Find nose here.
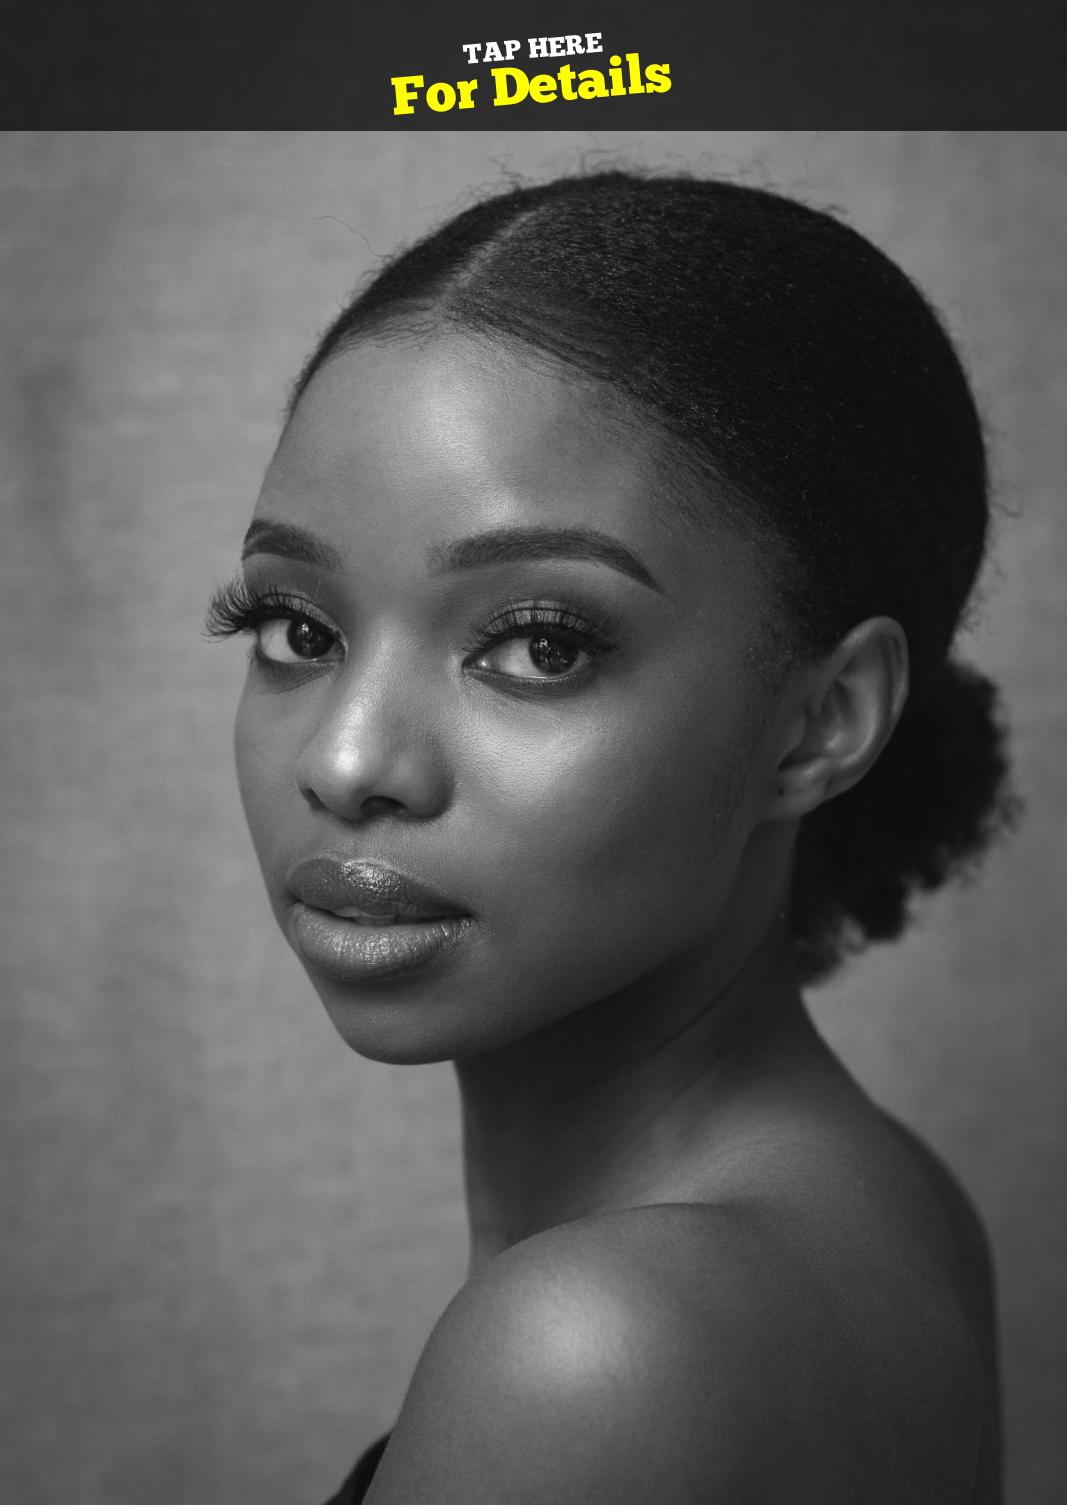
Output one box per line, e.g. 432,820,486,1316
294,651,451,822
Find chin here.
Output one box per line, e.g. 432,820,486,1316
305,971,502,1066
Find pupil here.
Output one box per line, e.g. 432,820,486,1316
529,633,576,675
288,618,331,658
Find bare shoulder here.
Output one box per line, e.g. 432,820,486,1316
872,1109,1003,1502
877,1107,999,1304
363,1201,963,1505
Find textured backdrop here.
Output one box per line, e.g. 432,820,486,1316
2,131,1064,1505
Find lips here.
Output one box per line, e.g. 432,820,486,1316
285,856,473,982
286,856,469,924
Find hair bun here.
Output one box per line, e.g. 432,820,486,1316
792,657,1021,984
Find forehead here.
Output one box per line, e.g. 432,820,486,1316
257,331,768,623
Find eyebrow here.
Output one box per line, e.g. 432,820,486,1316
241,520,343,570
431,525,662,592
241,519,662,593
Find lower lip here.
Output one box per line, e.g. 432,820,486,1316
288,902,473,982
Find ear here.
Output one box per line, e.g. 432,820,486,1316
762,617,910,821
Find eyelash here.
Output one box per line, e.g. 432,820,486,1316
202,578,621,683
463,601,619,669
203,578,339,655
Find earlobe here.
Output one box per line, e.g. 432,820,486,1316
764,618,909,821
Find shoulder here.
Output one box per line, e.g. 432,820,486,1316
878,1108,997,1281
364,1205,840,1505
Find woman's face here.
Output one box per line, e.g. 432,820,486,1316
232,331,791,1063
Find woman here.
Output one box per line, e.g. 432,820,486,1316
204,170,1014,1503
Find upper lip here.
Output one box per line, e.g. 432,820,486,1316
287,856,469,921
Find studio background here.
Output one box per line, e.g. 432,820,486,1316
1,131,1064,1505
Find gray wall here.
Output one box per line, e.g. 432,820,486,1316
2,132,1064,1505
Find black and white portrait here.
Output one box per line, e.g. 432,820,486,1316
1,131,1064,1505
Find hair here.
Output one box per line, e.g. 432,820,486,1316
286,169,1018,984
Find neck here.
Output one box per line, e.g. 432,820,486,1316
454,914,832,1278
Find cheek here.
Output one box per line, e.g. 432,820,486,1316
464,693,755,952
233,686,295,872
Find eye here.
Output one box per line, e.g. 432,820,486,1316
472,630,588,679
256,613,341,665
465,602,618,686
201,578,342,666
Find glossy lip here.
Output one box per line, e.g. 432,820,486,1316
285,856,473,982
287,856,470,922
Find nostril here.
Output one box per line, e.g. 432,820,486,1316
360,795,407,817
